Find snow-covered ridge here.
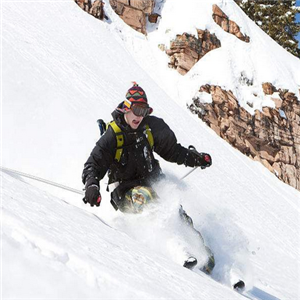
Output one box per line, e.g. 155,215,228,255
157,0,299,105
84,0,300,108
103,0,300,108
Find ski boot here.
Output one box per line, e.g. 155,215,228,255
233,280,245,291
183,256,198,269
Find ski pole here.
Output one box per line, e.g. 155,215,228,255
180,167,198,180
180,145,200,180
180,144,212,180
0,166,84,195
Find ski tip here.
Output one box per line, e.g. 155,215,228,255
233,280,245,291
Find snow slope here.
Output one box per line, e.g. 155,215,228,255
2,0,300,299
2,171,252,299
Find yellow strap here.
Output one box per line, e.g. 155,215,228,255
109,121,154,162
145,125,154,149
109,121,124,161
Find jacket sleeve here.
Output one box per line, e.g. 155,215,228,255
82,127,116,187
149,117,196,167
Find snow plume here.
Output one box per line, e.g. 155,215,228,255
170,178,255,289
111,176,253,287
111,178,209,268
200,209,254,289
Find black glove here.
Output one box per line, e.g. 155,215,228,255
83,184,101,207
188,145,212,169
194,152,212,169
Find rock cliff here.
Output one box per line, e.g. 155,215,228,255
212,4,250,43
109,0,155,35
189,84,300,190
165,30,221,75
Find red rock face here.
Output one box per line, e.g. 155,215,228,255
165,30,221,75
212,4,250,43
109,0,155,35
189,84,300,191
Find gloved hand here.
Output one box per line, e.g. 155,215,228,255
83,184,101,207
188,145,212,169
194,152,212,169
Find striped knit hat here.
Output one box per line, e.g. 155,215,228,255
124,82,148,109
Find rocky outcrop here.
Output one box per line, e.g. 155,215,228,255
75,0,91,12
75,0,106,20
189,84,300,190
165,30,221,75
213,4,250,43
90,0,106,20
109,0,155,35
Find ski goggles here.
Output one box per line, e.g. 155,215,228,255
124,99,153,117
131,104,152,117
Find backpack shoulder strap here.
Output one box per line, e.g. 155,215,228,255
108,121,154,162
108,121,124,162
145,124,154,149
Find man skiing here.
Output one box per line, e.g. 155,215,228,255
82,82,214,272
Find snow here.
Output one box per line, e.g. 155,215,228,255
2,0,300,299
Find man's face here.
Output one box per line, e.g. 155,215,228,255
124,109,144,130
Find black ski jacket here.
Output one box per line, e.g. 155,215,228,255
82,107,198,189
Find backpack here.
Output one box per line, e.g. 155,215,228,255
97,119,154,162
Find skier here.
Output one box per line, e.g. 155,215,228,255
82,82,214,272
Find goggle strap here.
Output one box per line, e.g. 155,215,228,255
124,99,132,108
